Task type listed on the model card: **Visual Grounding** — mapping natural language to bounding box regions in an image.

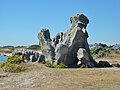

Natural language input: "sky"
[0,0,120,46]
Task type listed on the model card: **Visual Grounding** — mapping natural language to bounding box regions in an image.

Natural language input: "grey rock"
[54,14,94,66]
[30,52,39,62]
[38,13,97,67]
[38,28,51,49]
[38,28,55,61]
[54,44,68,65]
[38,55,45,63]
[31,55,38,62]
[98,61,111,67]
[111,63,120,67]
[70,14,89,30]
[52,32,63,48]
[77,48,95,68]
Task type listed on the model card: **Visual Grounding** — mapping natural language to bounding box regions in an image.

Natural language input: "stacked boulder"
[38,14,97,67]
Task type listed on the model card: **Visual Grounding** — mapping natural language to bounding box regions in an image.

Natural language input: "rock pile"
[38,14,97,67]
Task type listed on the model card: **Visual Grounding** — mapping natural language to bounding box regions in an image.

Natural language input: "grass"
[1,62,120,90]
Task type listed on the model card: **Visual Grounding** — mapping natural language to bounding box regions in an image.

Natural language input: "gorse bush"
[1,55,26,73]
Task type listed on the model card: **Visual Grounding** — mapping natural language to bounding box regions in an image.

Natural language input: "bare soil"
[0,55,120,90]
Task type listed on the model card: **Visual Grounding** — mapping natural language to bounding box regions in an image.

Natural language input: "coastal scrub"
[0,55,26,73]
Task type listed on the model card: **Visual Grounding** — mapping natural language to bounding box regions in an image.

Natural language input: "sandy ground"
[0,54,120,90]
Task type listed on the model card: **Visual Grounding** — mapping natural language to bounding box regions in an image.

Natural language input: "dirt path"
[0,62,120,90]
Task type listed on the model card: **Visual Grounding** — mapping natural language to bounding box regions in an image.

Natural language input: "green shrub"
[1,55,24,67]
[53,63,65,68]
[97,50,105,58]
[90,45,120,58]
[45,60,65,68]
[45,60,54,68]
[1,55,26,73]
[2,63,26,73]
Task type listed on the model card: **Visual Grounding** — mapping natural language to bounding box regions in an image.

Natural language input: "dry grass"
[0,63,120,90]
[0,54,120,90]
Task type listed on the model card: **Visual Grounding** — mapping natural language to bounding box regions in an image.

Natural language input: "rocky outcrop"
[38,29,55,61]
[98,61,111,67]
[38,13,97,67]
[111,63,120,67]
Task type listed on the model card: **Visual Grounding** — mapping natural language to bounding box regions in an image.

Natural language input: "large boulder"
[38,28,51,49]
[38,29,55,61]
[38,13,97,67]
[98,61,111,67]
[54,14,95,66]
[38,55,45,63]
[111,63,120,67]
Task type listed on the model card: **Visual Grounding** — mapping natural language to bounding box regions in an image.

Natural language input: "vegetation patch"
[90,45,120,58]
[28,45,41,50]
[45,60,65,68]
[0,55,26,73]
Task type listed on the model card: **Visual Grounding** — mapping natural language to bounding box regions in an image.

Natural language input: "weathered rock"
[54,14,95,66]
[38,28,51,49]
[98,61,111,67]
[38,55,45,63]
[38,29,55,61]
[70,14,89,30]
[54,44,68,65]
[77,48,95,68]
[52,32,63,47]
[111,63,120,67]
[31,55,38,62]
[38,13,97,67]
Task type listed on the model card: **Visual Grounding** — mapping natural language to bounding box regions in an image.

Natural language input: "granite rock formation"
[77,48,95,67]
[38,29,55,61]
[38,14,97,67]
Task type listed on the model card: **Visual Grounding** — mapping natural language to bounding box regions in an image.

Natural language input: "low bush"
[90,45,120,58]
[1,55,26,73]
[2,63,26,73]
[45,60,65,68]
[53,63,65,68]
[45,60,54,68]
